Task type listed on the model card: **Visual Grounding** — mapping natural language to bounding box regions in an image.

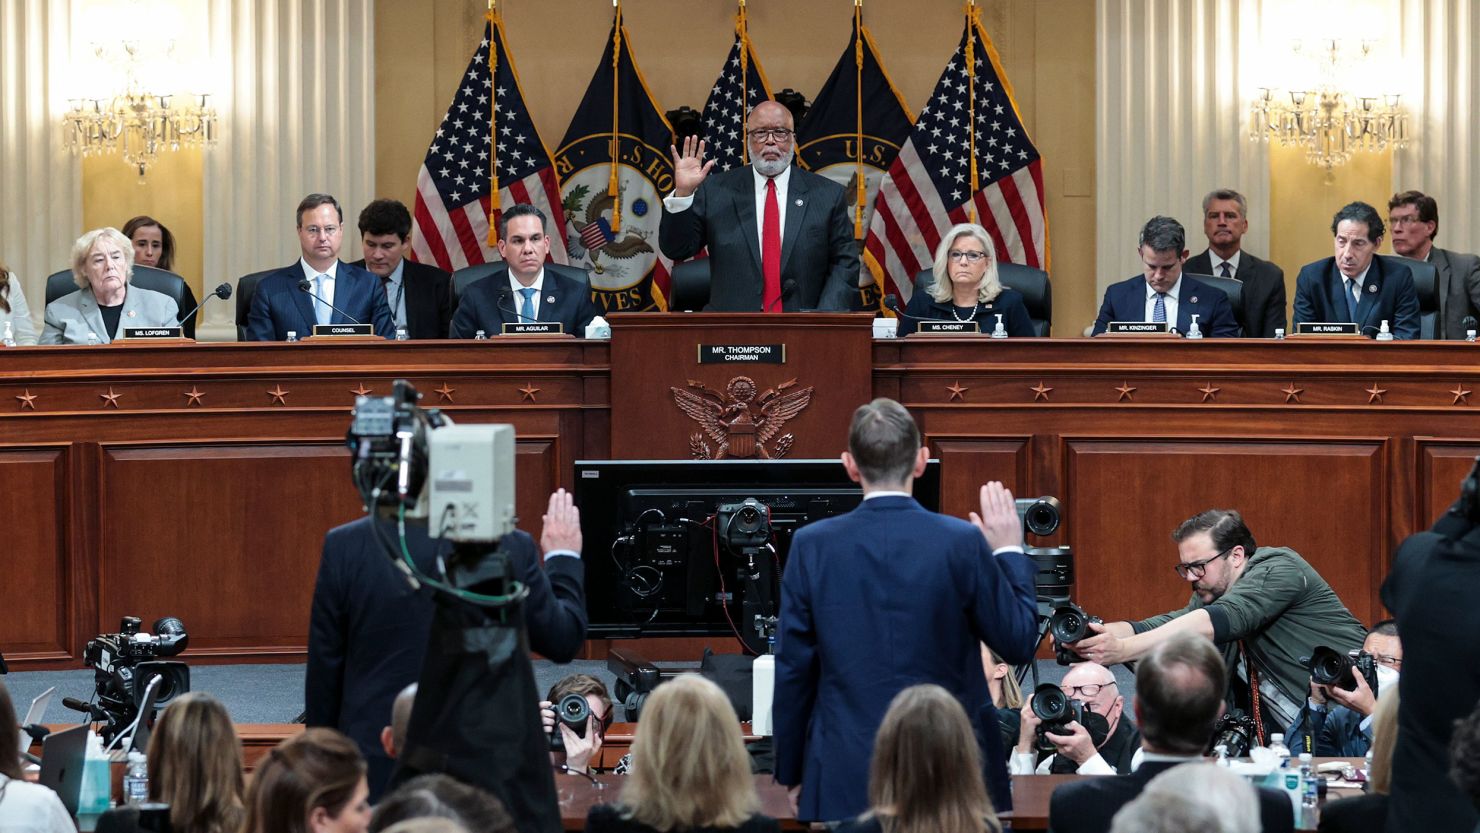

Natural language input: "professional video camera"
[1207,711,1259,757]
[1017,496,1062,539]
[1047,603,1103,665]
[70,616,188,743]
[1301,646,1380,695]
[1029,683,1087,752]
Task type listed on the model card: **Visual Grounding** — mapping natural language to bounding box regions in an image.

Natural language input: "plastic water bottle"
[395,327,409,341]
[1274,327,1286,339]
[1268,733,1291,767]
[1214,744,1231,767]
[474,329,488,340]
[124,751,149,804]
[751,637,776,737]
[2,321,14,347]
[78,730,111,814]
[1299,753,1319,824]
[1468,328,1477,343]
[1375,319,1394,341]
[286,330,299,343]
[990,313,1008,339]
[1186,314,1203,339]
[86,331,100,345]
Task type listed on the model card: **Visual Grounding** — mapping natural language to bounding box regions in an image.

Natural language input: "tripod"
[1014,595,1069,691]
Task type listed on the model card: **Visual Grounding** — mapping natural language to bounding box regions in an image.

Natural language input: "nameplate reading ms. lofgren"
[914,321,981,335]
[502,322,564,335]
[698,344,786,364]
[122,327,183,339]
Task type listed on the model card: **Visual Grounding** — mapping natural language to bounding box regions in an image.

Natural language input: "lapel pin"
[127,309,137,318]
[1368,284,1377,293]
[1189,296,1198,304]
[547,295,556,304]
[794,199,803,207]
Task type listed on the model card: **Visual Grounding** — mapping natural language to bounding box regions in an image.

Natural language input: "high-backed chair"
[234,269,279,341]
[1186,272,1245,337]
[46,265,199,339]
[1397,256,1441,339]
[668,259,712,312]
[911,262,1053,336]
[449,262,593,302]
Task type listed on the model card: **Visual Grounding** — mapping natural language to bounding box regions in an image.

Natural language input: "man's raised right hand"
[670,135,717,198]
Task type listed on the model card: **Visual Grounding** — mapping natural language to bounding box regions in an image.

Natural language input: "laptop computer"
[125,675,163,756]
[37,723,88,815]
[16,685,54,755]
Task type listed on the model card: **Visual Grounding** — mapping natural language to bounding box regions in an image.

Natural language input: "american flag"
[411,18,569,271]
[863,14,1046,302]
[701,30,772,172]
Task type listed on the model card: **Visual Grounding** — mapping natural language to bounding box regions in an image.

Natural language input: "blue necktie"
[314,274,331,325]
[1152,293,1167,324]
[519,287,537,323]
[1345,280,1360,322]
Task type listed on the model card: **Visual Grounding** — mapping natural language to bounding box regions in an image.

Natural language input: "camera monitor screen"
[575,459,941,648]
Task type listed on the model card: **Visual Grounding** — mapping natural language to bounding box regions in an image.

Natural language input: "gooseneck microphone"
[496,287,537,324]
[174,282,233,327]
[882,294,933,322]
[296,278,366,325]
[765,279,798,313]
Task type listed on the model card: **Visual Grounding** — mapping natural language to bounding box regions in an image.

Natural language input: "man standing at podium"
[659,101,858,312]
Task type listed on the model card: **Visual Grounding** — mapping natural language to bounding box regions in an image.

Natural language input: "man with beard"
[1010,661,1141,775]
[659,100,858,312]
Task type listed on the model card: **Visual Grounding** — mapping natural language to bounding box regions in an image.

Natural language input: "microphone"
[765,279,798,313]
[496,287,537,324]
[174,282,232,327]
[296,278,366,325]
[882,294,934,322]
[62,696,109,721]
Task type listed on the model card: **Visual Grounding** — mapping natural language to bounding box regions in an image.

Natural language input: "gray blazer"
[0,278,38,345]
[1432,246,1480,339]
[41,284,179,345]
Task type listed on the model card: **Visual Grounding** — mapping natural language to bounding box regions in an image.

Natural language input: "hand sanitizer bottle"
[990,313,1008,339]
[1375,320,1394,341]
[474,329,488,340]
[1186,314,1203,339]
[1,321,14,347]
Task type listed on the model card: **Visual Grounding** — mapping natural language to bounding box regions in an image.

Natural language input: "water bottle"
[1375,319,1394,341]
[86,331,100,345]
[2,321,14,347]
[395,327,409,341]
[474,329,488,340]
[1214,743,1231,767]
[1268,732,1291,767]
[1299,752,1319,824]
[123,750,149,805]
[286,330,299,343]
[1274,327,1286,339]
[990,313,1008,339]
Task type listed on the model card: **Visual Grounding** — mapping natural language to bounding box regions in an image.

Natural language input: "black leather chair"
[911,263,1053,336]
[668,259,712,312]
[234,269,278,341]
[45,266,199,339]
[449,262,594,302]
[1186,272,1245,336]
[1397,256,1440,339]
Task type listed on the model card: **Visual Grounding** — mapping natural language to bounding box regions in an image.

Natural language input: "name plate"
[698,344,786,364]
[311,324,375,337]
[1294,322,1361,336]
[122,327,184,339]
[914,320,981,335]
[1106,321,1171,334]
[501,322,564,335]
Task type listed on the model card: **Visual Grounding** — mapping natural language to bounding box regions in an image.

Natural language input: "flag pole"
[486,0,500,246]
[964,0,979,225]
[609,0,623,233]
[738,0,749,165]
[853,0,865,238]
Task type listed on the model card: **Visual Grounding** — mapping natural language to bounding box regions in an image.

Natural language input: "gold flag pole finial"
[964,4,979,225]
[608,2,623,233]
[738,0,750,165]
[486,0,500,246]
[852,0,865,239]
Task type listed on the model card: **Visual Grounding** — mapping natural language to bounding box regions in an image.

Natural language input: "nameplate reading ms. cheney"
[697,344,786,364]
[914,321,981,335]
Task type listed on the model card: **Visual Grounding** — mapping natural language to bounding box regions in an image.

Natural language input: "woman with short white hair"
[40,227,178,344]
[897,223,1034,337]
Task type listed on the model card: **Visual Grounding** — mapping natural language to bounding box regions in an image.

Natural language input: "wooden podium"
[606,313,875,460]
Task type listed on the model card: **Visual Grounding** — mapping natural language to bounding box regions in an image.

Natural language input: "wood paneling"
[1417,441,1480,528]
[927,437,1032,526]
[0,448,71,660]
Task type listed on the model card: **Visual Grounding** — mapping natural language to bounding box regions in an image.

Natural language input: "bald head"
[1060,661,1122,724]
[746,101,796,177]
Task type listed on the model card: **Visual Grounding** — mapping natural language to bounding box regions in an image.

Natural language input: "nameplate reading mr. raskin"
[311,324,374,336]
[914,321,981,335]
[1106,321,1171,334]
[122,327,183,339]
[698,344,786,364]
[502,322,563,335]
[1294,322,1360,335]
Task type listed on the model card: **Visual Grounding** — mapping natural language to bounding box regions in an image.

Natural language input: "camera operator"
[305,488,588,801]
[538,674,617,775]
[1284,619,1400,757]
[1064,509,1365,747]
[1009,662,1141,775]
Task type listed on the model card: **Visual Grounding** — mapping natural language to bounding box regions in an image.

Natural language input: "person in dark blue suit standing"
[1292,201,1421,339]
[449,204,600,338]
[305,488,588,801]
[898,222,1035,337]
[1091,216,1240,337]
[774,399,1038,823]
[246,193,396,340]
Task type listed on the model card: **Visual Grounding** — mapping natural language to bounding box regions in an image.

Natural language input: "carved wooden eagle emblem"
[670,376,814,459]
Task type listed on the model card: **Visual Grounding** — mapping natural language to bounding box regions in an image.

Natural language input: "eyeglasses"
[1372,653,1402,670]
[1174,547,1234,579]
[746,128,795,143]
[1388,216,1428,227]
[947,251,989,263]
[303,225,341,238]
[1062,682,1116,698]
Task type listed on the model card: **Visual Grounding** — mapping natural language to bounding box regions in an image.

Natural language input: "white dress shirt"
[1210,250,1242,279]
[507,267,547,321]
[383,259,408,329]
[1143,275,1182,325]
[1009,743,1146,776]
[299,258,339,319]
[663,165,793,255]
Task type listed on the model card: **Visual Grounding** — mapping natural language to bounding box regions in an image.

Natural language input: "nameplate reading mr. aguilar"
[122,327,184,339]
[698,344,786,364]
[1294,322,1361,335]
[914,321,981,335]
[311,324,374,337]
[502,322,563,335]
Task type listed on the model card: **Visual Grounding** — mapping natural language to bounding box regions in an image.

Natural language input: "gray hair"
[1113,763,1258,833]
[1138,216,1186,254]
[71,227,134,289]
[929,224,1003,305]
[1201,189,1248,217]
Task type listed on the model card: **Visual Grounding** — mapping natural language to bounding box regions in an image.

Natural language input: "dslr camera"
[548,692,593,751]
[1030,683,1087,753]
[1047,603,1102,665]
[79,616,190,741]
[1302,646,1380,695]
[1207,711,1259,757]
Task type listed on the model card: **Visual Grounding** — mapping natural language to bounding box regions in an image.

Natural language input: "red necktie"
[762,177,782,312]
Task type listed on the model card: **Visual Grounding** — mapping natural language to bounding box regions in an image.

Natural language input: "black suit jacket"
[658,165,858,312]
[351,258,454,339]
[1430,246,1480,340]
[1185,249,1288,338]
[449,264,598,338]
[1047,759,1294,833]
[1318,793,1387,833]
[304,517,586,801]
[1292,254,1420,339]
[245,261,396,340]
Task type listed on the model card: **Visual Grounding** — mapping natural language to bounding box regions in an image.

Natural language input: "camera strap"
[1238,641,1266,747]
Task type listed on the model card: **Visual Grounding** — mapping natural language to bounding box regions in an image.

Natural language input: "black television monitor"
[575,458,941,652]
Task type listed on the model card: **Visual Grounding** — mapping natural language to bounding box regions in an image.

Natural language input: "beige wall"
[373,0,1098,335]
[80,150,205,297]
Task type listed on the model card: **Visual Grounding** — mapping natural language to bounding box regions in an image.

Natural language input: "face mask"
[1375,664,1399,695]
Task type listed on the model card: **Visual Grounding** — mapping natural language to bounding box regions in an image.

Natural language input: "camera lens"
[735,506,763,534]
[1050,608,1089,643]
[1022,498,1061,537]
[1031,684,1069,722]
[558,693,591,723]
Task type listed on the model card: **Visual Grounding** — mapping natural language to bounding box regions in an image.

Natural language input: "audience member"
[380,683,417,760]
[1292,201,1420,339]
[1286,619,1401,756]
[837,684,1003,833]
[1317,687,1399,833]
[1449,696,1480,815]
[353,199,453,339]
[0,259,37,345]
[1108,763,1259,833]
[369,773,513,833]
[587,675,776,833]
[41,227,179,344]
[897,223,1034,336]
[1184,188,1287,337]
[1067,508,1364,746]
[380,820,468,833]
[1091,215,1240,337]
[448,204,598,338]
[0,680,73,833]
[95,692,245,833]
[122,215,176,272]
[1011,661,1140,775]
[775,399,1037,821]
[540,673,614,774]
[982,646,1023,755]
[241,727,371,833]
[1048,632,1293,833]
[1387,190,1480,339]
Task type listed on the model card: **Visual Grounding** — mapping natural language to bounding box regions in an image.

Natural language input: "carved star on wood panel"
[1198,382,1221,403]
[947,381,967,402]
[15,389,37,410]
[434,383,456,403]
[1115,382,1136,402]
[1030,381,1052,402]
[1452,385,1472,406]
[100,387,123,408]
[350,383,373,396]
[519,383,541,402]
[267,384,290,405]
[1281,383,1304,404]
[183,386,206,406]
[1366,383,1388,404]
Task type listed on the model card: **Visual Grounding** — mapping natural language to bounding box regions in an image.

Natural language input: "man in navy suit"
[1047,633,1294,833]
[1184,188,1288,338]
[246,193,396,340]
[1092,215,1239,337]
[1292,201,1421,339]
[354,198,454,339]
[449,203,599,338]
[774,399,1038,822]
[305,488,587,801]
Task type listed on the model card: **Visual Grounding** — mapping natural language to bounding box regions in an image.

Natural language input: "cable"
[711,514,755,655]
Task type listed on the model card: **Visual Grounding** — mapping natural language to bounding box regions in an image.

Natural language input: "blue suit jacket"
[449,264,598,338]
[1292,254,1420,339]
[773,495,1038,822]
[1285,702,1372,757]
[1092,274,1240,337]
[246,261,396,341]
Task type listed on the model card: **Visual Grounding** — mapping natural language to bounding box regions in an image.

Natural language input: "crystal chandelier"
[1248,39,1409,180]
[62,41,218,180]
